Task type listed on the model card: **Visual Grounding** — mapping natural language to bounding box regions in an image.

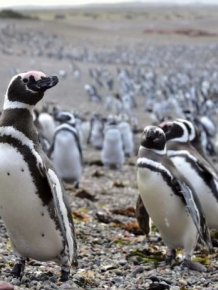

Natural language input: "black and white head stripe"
[4,71,58,110]
[55,112,76,126]
[176,119,196,142]
[140,126,166,154]
[160,120,189,143]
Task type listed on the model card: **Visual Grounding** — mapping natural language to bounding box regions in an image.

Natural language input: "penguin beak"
[159,122,171,133]
[159,122,173,141]
[28,76,59,92]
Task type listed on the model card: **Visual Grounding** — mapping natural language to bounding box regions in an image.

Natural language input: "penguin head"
[141,126,166,152]
[176,119,197,142]
[5,71,59,108]
[159,120,189,143]
[55,111,76,126]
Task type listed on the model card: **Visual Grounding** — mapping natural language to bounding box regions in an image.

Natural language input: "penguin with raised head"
[137,126,211,271]
[49,111,83,188]
[0,71,77,281]
[160,119,218,231]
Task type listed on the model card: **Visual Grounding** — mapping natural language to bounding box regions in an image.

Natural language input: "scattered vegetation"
[0,9,32,19]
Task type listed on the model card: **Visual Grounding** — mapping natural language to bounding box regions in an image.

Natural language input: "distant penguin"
[33,109,51,154]
[101,121,125,169]
[88,114,104,150]
[160,119,218,231]
[137,126,211,271]
[38,111,56,144]
[118,120,134,157]
[49,111,83,188]
[0,71,77,281]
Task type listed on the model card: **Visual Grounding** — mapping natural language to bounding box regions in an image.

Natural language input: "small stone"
[101,264,117,272]
[60,282,82,289]
[118,259,127,266]
[179,279,188,286]
[112,277,123,285]
[131,266,145,277]
[11,278,20,286]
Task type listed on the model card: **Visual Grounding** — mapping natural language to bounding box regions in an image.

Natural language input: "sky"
[0,0,218,8]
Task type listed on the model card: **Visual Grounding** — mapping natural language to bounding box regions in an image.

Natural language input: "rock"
[75,188,97,201]
[96,211,113,224]
[91,169,105,178]
[148,282,170,290]
[131,266,145,277]
[101,264,117,272]
[111,207,136,217]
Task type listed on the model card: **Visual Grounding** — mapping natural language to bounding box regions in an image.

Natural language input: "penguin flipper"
[135,195,150,235]
[178,180,212,250]
[195,159,218,198]
[43,164,78,266]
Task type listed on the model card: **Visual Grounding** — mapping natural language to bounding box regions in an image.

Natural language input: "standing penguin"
[137,126,211,271]
[0,71,77,281]
[160,119,218,231]
[88,114,104,150]
[101,120,125,169]
[49,111,83,188]
[38,110,56,144]
[118,120,134,157]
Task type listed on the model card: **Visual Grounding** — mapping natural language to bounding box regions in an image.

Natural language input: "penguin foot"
[165,249,177,266]
[60,269,70,282]
[182,259,207,272]
[74,182,79,189]
[11,260,25,279]
[212,239,218,248]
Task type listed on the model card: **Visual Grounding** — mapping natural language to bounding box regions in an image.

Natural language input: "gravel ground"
[0,6,218,290]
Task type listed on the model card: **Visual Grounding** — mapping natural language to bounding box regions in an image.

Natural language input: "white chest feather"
[0,143,63,261]
[52,131,82,180]
[137,167,197,249]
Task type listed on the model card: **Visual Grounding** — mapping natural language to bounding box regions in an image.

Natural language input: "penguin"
[118,120,134,157]
[137,126,211,271]
[159,119,218,231]
[101,120,125,169]
[0,71,77,281]
[49,111,83,188]
[33,109,51,155]
[87,114,104,150]
[38,110,56,144]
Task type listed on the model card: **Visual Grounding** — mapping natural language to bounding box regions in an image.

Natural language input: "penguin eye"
[23,78,28,83]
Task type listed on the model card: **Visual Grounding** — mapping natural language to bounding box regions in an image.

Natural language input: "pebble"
[131,266,145,277]
[179,278,188,286]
